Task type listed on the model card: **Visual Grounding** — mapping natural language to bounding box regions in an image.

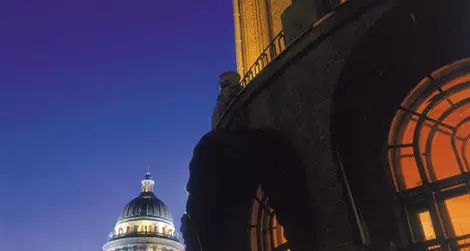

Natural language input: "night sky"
[0,1,235,250]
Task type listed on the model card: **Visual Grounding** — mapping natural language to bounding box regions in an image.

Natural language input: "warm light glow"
[233,0,290,77]
[249,186,288,250]
[444,194,470,237]
[272,215,288,248]
[388,59,470,249]
[389,72,469,188]
[418,211,436,240]
[115,219,174,235]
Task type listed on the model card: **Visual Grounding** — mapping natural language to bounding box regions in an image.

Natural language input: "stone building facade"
[233,0,291,75]
[182,0,470,251]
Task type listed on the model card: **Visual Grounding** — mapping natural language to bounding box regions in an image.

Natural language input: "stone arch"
[331,0,470,249]
[182,127,316,250]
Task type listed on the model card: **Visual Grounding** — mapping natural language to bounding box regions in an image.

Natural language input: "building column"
[233,0,272,77]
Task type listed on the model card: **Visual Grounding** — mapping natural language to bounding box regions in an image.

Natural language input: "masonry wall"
[220,0,397,250]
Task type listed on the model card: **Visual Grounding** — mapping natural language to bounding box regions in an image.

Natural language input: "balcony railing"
[215,2,346,128]
[107,231,179,242]
[240,31,286,87]
[237,0,351,88]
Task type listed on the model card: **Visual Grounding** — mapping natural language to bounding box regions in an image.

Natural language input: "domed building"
[103,173,185,251]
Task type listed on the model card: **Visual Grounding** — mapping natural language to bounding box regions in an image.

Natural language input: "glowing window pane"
[271,215,288,248]
[418,123,431,154]
[448,88,470,106]
[443,104,470,127]
[250,226,259,251]
[418,211,436,240]
[279,221,287,246]
[428,99,451,120]
[250,187,288,251]
[402,116,418,145]
[457,238,470,251]
[400,147,413,156]
[463,137,470,169]
[388,58,470,250]
[400,156,422,189]
[251,200,260,225]
[444,194,470,237]
[272,216,279,245]
[456,122,470,139]
[430,132,461,180]
[388,148,422,190]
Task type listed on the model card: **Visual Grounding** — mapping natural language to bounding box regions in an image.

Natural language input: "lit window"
[248,186,289,251]
[418,211,436,240]
[445,194,470,237]
[388,59,470,250]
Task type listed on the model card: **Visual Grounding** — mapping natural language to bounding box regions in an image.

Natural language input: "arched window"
[249,186,289,251]
[126,226,130,233]
[388,59,470,250]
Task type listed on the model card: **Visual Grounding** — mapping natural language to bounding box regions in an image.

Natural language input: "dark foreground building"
[182,0,470,250]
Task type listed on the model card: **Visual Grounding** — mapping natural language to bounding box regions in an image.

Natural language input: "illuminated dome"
[103,173,185,251]
[119,190,172,222]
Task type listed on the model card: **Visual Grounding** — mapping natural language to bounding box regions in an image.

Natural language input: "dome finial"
[141,168,154,193]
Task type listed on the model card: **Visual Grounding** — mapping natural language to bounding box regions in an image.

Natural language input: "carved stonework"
[212,71,242,129]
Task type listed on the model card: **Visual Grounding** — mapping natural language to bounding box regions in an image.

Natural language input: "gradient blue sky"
[0,1,235,250]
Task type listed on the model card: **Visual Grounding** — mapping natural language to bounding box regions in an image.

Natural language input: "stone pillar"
[233,0,273,76]
[233,0,245,75]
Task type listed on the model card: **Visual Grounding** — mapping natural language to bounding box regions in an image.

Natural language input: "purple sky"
[0,1,235,250]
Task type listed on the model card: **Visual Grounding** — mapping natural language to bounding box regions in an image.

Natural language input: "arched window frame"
[248,186,289,251]
[388,59,470,251]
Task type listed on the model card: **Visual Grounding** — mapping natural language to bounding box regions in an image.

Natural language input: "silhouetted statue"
[211,71,241,129]
[182,127,318,251]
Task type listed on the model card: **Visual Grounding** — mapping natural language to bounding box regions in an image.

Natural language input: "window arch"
[249,186,289,251]
[388,59,470,250]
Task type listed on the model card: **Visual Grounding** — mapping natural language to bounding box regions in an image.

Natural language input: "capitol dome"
[119,191,172,222]
[118,173,173,222]
[103,173,185,251]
